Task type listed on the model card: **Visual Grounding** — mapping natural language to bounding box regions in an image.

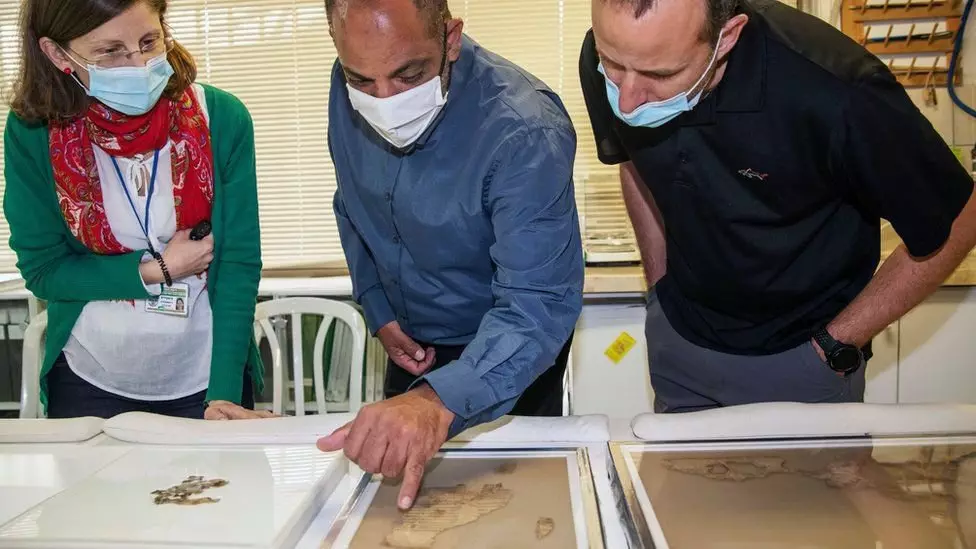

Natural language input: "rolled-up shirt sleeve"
[333,186,396,334]
[414,126,584,437]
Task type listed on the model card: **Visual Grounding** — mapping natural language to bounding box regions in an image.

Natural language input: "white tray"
[0,446,132,529]
[0,445,347,549]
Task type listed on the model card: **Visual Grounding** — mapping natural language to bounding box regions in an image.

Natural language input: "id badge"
[146,283,190,317]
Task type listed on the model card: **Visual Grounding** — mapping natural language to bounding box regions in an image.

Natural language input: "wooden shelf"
[862,33,957,55]
[845,0,962,22]
[890,68,962,87]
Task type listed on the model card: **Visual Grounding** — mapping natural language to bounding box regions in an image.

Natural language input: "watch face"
[831,347,861,373]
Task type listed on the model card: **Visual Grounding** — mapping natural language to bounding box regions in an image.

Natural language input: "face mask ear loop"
[59,46,93,94]
[688,30,725,100]
[438,27,449,75]
[68,72,91,95]
[437,24,453,97]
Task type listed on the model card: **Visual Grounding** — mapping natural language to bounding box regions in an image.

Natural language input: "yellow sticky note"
[951,146,965,167]
[605,332,637,364]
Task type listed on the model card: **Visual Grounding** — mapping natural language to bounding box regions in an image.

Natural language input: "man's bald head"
[326,0,451,38]
[329,0,463,100]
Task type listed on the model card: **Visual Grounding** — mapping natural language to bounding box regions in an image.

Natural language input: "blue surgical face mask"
[67,52,175,116]
[600,31,724,128]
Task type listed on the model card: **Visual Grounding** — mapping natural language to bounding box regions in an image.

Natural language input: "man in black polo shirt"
[580,0,976,412]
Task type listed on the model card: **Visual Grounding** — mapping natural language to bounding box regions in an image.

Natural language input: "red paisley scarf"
[49,90,214,255]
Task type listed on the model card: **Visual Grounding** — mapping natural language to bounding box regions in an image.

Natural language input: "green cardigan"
[3,85,264,410]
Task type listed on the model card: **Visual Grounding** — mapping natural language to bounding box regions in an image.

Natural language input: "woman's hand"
[163,230,214,280]
[139,230,214,284]
[204,400,277,420]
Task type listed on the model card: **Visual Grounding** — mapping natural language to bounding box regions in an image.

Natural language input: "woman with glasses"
[4,0,270,420]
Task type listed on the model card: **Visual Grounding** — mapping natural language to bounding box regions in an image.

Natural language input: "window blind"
[166,0,339,270]
[0,0,21,273]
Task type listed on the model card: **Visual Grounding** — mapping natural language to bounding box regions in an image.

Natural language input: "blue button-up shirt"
[329,36,583,436]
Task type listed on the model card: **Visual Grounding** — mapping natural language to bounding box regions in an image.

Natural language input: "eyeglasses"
[68,36,175,69]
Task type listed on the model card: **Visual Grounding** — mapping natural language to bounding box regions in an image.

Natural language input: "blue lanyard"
[111,149,160,254]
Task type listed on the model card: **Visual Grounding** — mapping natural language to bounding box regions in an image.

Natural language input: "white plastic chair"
[253,297,366,417]
[20,310,47,419]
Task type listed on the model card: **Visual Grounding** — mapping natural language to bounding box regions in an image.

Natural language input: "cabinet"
[570,301,654,418]
[898,286,976,404]
[865,322,899,404]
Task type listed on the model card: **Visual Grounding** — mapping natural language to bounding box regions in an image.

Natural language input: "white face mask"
[346,76,449,149]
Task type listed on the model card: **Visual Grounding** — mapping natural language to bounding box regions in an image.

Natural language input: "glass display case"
[610,434,976,549]
[323,447,606,549]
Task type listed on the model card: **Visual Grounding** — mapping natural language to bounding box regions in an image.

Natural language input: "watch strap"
[813,328,839,355]
[814,327,863,374]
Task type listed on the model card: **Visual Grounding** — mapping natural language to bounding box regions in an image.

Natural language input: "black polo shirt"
[580,0,974,355]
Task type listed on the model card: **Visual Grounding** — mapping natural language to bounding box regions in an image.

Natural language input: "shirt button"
[465,399,473,413]
[384,192,392,201]
[679,152,689,164]
[393,236,400,244]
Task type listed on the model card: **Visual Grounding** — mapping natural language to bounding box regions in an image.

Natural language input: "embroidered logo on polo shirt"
[738,168,768,181]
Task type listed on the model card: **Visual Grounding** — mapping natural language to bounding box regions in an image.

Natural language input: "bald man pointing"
[317,0,583,509]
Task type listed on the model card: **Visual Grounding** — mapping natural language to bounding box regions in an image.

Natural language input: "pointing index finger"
[398,454,427,510]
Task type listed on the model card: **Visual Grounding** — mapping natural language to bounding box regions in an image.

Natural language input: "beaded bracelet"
[153,252,173,287]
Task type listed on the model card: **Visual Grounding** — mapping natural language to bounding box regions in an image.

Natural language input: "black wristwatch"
[813,328,862,375]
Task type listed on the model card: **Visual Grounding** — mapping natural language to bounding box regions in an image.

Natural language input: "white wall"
[804,0,842,24]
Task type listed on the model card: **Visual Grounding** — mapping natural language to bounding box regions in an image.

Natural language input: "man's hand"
[377,321,436,376]
[812,338,828,362]
[316,384,454,510]
[204,400,276,420]
[810,331,853,378]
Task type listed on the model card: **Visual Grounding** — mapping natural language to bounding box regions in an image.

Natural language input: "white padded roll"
[103,412,355,445]
[0,417,104,443]
[452,415,611,443]
[104,412,612,445]
[631,402,976,441]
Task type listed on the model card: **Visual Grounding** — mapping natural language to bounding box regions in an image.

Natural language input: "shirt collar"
[715,6,766,113]
[682,9,767,126]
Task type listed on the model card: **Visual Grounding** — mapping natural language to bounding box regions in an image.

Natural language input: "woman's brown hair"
[8,0,197,124]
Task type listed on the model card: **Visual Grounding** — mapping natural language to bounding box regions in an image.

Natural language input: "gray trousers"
[646,291,866,413]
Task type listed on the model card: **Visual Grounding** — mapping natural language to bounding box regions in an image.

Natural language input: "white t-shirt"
[62,85,214,401]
